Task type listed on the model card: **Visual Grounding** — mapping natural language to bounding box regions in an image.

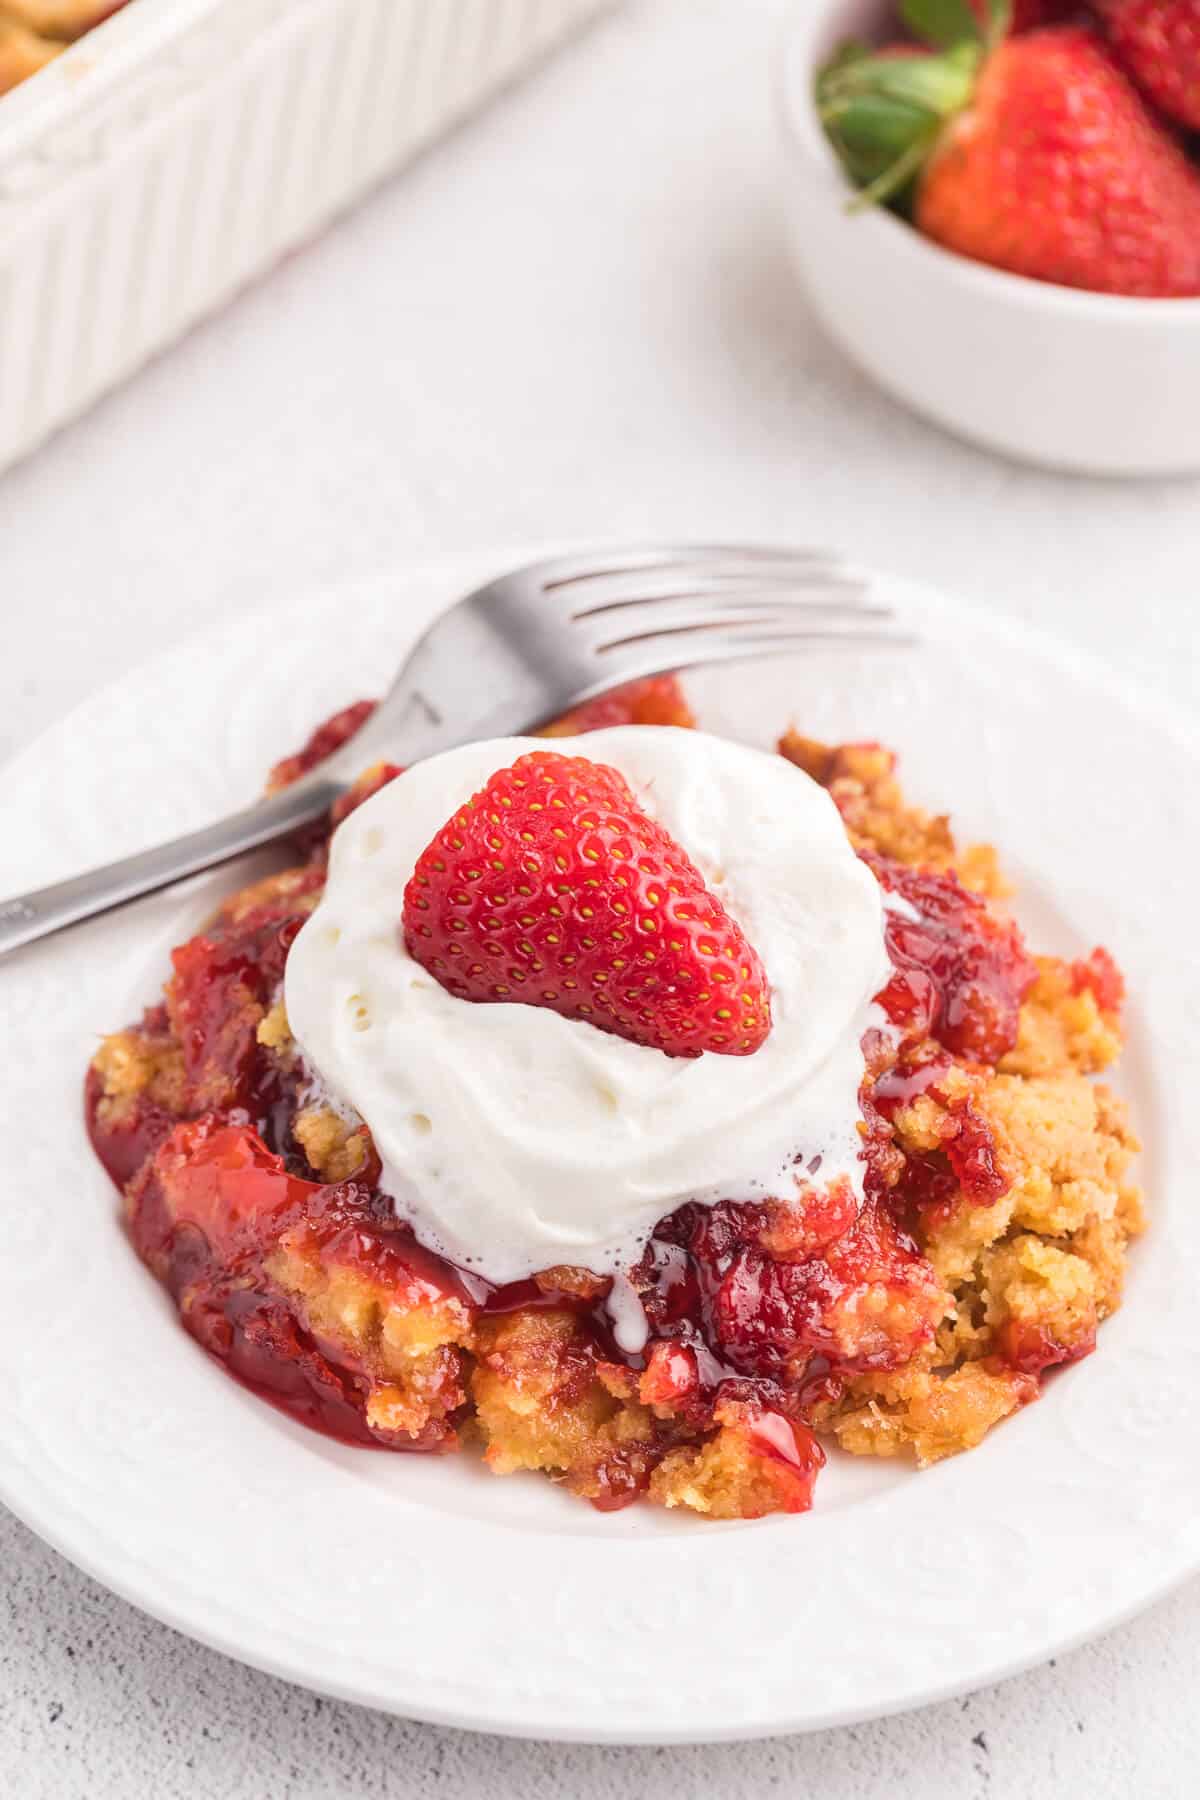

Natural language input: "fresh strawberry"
[818,21,1200,295]
[918,27,1200,293]
[1011,0,1075,24]
[973,0,1075,28]
[897,0,1070,44]
[1094,0,1200,130]
[916,1,1075,39]
[402,750,772,1058]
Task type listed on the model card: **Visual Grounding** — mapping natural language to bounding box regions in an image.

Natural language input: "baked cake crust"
[86,680,1142,1520]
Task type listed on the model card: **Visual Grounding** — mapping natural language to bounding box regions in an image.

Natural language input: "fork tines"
[541,546,909,662]
[540,543,850,603]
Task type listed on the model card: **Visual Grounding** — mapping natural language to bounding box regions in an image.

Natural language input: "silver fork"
[0,544,909,956]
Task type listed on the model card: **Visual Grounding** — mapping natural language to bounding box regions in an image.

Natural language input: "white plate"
[1,548,1198,1744]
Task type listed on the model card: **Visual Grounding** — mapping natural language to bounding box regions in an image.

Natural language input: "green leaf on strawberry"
[816,42,978,208]
[901,0,1011,48]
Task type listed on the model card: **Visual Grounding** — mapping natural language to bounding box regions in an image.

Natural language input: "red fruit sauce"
[266,699,378,793]
[1071,946,1125,1015]
[122,1117,471,1449]
[866,854,1037,1063]
[996,1319,1097,1378]
[86,703,1074,1503]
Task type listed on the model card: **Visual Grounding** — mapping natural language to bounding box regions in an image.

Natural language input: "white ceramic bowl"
[778,0,1200,476]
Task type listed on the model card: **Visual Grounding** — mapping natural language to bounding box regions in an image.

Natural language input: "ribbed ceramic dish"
[0,0,614,474]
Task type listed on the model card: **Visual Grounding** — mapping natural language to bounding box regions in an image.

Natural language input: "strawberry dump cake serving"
[86,678,1144,1520]
[285,727,886,1289]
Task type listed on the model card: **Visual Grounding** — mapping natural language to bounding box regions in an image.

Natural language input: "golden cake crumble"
[0,3,128,97]
[85,679,1144,1520]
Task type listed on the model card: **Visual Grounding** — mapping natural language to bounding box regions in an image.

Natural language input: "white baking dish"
[0,0,615,474]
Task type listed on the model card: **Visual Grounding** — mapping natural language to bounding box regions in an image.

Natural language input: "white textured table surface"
[2,1,1197,1792]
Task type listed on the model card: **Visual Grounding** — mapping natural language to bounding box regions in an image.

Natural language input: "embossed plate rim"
[0,547,1197,1742]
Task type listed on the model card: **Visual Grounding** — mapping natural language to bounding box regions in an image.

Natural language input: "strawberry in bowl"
[1094,0,1200,130]
[819,1,1200,296]
[780,0,1200,471]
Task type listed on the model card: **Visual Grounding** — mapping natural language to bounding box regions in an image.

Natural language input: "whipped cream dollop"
[285,727,890,1285]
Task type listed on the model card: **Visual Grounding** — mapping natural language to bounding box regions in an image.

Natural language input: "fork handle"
[0,777,345,958]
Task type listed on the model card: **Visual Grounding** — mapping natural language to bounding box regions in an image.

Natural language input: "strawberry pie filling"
[85,683,1141,1519]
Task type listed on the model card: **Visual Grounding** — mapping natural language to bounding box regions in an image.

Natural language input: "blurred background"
[4,0,1197,770]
